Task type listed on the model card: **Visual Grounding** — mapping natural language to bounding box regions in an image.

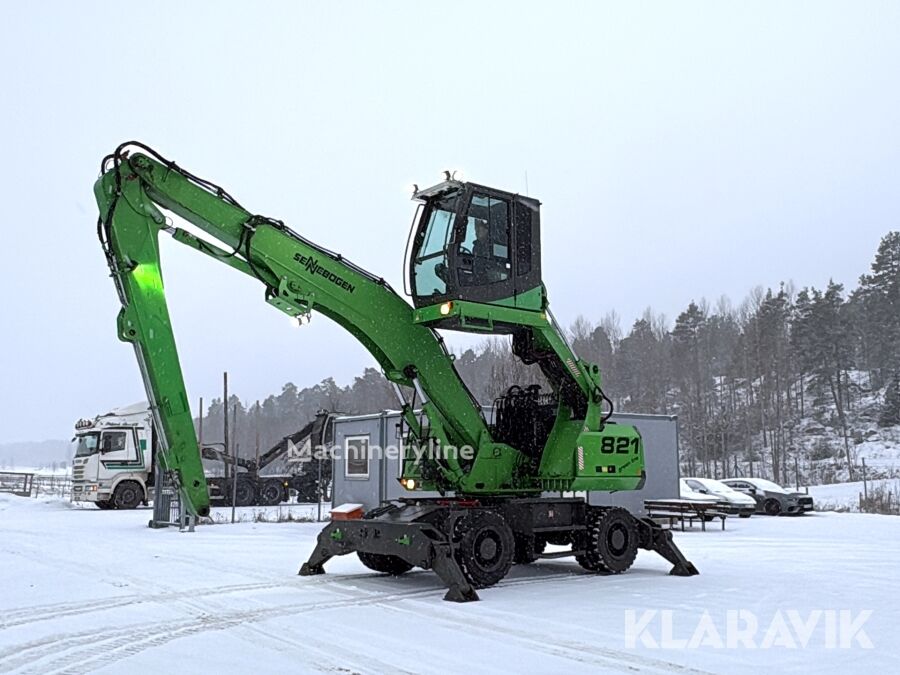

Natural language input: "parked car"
[679,478,721,504]
[681,477,756,517]
[721,478,815,516]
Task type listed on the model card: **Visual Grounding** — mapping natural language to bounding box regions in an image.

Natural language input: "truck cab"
[71,403,153,509]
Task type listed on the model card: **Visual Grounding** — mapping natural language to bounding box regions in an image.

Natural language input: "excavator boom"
[96,143,489,513]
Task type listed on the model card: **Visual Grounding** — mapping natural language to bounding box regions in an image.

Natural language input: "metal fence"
[0,472,74,499]
[0,472,34,497]
[32,474,73,499]
[149,464,195,530]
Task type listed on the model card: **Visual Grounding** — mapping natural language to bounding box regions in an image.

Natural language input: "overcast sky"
[1,2,898,443]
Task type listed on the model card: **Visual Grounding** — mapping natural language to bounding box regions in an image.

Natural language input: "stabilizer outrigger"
[300,499,698,602]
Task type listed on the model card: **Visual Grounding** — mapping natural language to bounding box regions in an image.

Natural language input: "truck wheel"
[95,500,113,510]
[357,551,414,575]
[454,510,515,588]
[234,478,257,507]
[259,479,284,506]
[577,507,638,574]
[764,498,782,516]
[112,481,143,510]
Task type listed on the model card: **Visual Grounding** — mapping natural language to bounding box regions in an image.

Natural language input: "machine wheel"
[112,481,143,510]
[577,507,638,574]
[764,498,782,516]
[259,479,284,506]
[513,534,546,564]
[739,513,753,519]
[234,478,257,507]
[95,499,114,510]
[454,510,515,588]
[357,551,414,576]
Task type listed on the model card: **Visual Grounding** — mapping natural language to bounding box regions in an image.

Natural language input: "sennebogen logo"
[293,253,355,293]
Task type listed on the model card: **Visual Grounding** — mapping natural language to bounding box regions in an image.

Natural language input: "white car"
[681,477,756,517]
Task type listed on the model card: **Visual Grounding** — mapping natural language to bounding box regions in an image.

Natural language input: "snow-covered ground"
[1,495,896,674]
[806,479,900,511]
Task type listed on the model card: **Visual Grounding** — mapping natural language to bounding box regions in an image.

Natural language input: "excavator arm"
[95,143,490,516]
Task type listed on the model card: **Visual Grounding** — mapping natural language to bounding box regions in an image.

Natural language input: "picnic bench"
[644,498,728,531]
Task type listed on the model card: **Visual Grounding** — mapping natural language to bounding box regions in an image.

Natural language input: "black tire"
[764,498,782,516]
[112,481,143,510]
[454,510,515,588]
[357,551,414,576]
[739,513,752,519]
[259,479,284,506]
[513,534,546,564]
[577,507,639,574]
[234,478,257,507]
[95,499,113,510]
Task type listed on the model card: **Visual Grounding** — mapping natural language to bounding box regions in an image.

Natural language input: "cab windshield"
[412,191,459,299]
[73,433,100,457]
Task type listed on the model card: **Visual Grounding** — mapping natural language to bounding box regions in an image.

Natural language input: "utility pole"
[255,400,260,470]
[862,457,868,505]
[223,372,230,482]
[231,403,239,524]
[198,397,204,455]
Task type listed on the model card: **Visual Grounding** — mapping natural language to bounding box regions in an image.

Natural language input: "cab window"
[100,431,127,453]
[412,192,458,298]
[73,433,100,457]
[458,193,510,286]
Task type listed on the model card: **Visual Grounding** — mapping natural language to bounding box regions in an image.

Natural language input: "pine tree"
[880,374,900,427]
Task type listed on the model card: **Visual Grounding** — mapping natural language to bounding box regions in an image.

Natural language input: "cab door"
[449,189,516,304]
[99,429,142,473]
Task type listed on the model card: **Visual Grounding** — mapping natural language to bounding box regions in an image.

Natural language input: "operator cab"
[408,180,543,320]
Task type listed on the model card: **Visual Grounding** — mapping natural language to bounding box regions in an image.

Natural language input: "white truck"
[71,402,153,509]
[72,403,334,510]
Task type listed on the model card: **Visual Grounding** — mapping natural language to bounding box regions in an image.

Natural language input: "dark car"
[721,478,814,516]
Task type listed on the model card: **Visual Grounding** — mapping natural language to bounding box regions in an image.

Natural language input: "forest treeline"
[201,232,899,484]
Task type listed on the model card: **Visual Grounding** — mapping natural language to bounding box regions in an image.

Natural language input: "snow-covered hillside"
[0,494,896,674]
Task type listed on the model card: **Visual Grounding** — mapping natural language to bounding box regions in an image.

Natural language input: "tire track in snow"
[0,571,582,674]
[384,594,715,675]
[0,586,437,674]
[0,570,431,630]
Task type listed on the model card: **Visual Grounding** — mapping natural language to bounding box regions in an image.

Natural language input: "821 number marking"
[600,437,640,454]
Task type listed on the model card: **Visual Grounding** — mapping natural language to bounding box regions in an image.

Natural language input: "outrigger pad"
[431,543,480,602]
[637,518,700,577]
[443,584,480,603]
[299,562,325,576]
